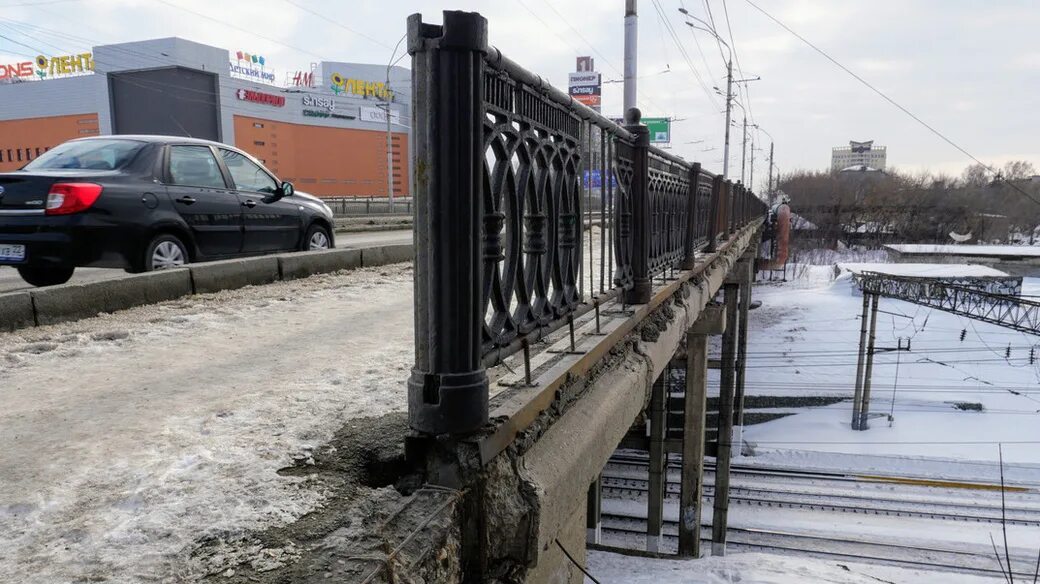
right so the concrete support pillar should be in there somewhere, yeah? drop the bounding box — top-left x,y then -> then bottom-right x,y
712,283 -> 740,556
732,257 -> 753,447
646,371 -> 667,552
679,305 -> 725,557
586,475 -> 602,544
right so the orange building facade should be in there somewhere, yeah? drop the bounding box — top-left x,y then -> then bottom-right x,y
232,115 -> 407,198
0,113 -> 100,172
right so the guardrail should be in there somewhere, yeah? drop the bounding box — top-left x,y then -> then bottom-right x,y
406,10 -> 768,436
322,196 -> 414,217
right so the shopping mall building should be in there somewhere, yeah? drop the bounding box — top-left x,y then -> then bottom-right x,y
0,37 -> 410,198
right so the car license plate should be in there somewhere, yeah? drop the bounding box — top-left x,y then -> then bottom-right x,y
0,244 -> 26,263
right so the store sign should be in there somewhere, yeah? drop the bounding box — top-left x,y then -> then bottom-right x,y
302,94 -> 336,112
236,88 -> 285,107
359,105 -> 402,125
303,108 -> 356,120
34,53 -> 94,79
850,140 -> 874,153
291,71 -> 315,87
230,50 -> 275,84
568,70 -> 601,112
0,60 -> 33,80
230,62 -> 275,83
329,73 -> 394,101
643,117 -> 671,143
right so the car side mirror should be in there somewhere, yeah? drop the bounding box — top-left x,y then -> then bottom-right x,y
265,181 -> 294,204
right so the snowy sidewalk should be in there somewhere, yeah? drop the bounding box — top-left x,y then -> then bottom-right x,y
0,264 -> 414,583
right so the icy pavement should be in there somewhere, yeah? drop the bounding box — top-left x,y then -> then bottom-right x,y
586,550 -> 1002,583
0,263 -> 414,583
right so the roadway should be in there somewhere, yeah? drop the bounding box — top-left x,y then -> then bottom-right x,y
0,259 -> 415,582
0,229 -> 412,294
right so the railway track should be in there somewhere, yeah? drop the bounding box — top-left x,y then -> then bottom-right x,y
600,514 -> 1037,580
601,475 -> 1040,526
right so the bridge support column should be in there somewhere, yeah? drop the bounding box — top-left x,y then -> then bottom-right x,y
679,305 -> 726,557
732,254 -> 754,445
646,371 -> 667,552
712,282 -> 740,556
586,475 -> 602,544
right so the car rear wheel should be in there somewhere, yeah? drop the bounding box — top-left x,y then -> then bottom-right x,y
145,234 -> 189,271
17,266 -> 75,287
304,224 -> 332,251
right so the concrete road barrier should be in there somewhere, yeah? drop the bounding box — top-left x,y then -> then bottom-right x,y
362,244 -> 413,268
0,244 -> 413,333
0,291 -> 35,331
32,269 -> 193,326
189,256 -> 280,294
279,248 -> 362,280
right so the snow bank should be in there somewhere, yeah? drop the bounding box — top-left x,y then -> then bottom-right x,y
837,262 -> 1011,278
888,244 -> 1040,257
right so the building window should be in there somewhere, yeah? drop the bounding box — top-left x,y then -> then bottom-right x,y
253,122 -> 264,128
0,150 -> 4,162
17,149 -> 22,162
25,148 -> 32,160
254,140 -> 266,146
35,147 -> 42,157
6,149 -> 11,161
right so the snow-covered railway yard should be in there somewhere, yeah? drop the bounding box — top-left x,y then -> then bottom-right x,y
0,264 -> 415,583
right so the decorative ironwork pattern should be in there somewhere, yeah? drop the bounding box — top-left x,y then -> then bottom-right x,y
860,273 -> 1040,335
689,169 -> 714,250
646,150 -> 692,276
481,68 -> 584,355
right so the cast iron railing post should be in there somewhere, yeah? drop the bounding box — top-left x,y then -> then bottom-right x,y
407,10 -> 489,436
681,162 -> 701,269
705,174 -> 721,253
625,107 -> 652,304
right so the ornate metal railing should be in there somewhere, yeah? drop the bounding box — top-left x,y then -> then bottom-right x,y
406,10 -> 768,435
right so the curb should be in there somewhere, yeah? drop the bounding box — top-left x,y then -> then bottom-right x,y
0,243 -> 414,333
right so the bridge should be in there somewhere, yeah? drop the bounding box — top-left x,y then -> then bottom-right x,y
0,10 -> 769,584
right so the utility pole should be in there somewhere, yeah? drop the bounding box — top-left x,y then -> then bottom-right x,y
851,292 -> 870,430
721,59 -> 733,179
624,0 -> 638,116
740,114 -> 748,186
767,141 -> 775,201
749,136 -> 755,192
858,293 -> 880,430
385,35 -> 407,212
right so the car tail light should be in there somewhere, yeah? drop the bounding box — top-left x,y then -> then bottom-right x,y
45,183 -> 104,215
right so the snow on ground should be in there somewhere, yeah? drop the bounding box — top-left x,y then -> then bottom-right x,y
741,258 -> 1040,478
0,264 -> 414,583
586,550 -> 1002,583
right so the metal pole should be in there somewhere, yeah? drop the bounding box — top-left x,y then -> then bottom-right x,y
712,283 -> 739,556
851,291 -> 870,430
624,0 -> 638,115
749,136 -> 755,193
721,60 -> 733,179
625,110 -> 652,304
859,293 -> 880,430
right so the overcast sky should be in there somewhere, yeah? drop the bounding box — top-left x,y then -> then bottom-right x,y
2,0 -> 1037,190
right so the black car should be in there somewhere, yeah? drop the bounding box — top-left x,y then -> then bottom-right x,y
0,136 -> 335,286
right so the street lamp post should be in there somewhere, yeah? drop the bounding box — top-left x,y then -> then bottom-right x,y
384,34 -> 407,212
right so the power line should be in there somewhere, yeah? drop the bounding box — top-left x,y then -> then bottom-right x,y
648,0 -> 721,113
742,0 -> 1040,207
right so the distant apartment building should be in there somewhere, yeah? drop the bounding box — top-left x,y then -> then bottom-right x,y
831,140 -> 887,172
